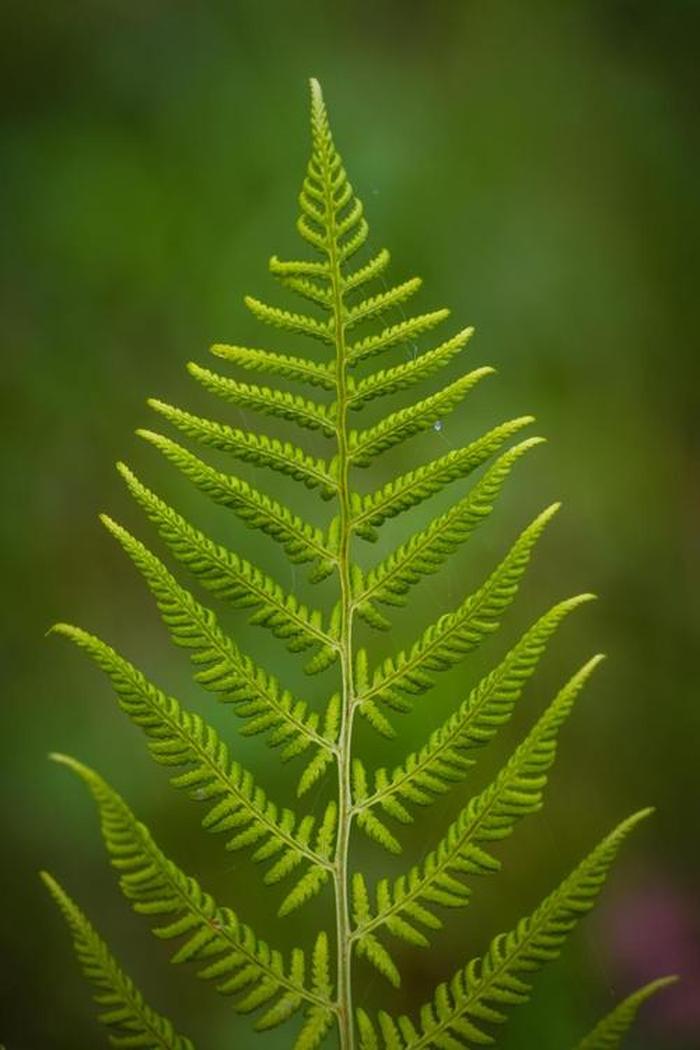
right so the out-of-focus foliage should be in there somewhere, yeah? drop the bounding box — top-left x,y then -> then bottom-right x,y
1,2 -> 698,1048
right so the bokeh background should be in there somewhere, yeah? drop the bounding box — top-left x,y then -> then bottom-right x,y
2,2 -> 698,1047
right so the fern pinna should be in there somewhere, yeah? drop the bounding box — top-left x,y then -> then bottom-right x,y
43,79 -> 674,1050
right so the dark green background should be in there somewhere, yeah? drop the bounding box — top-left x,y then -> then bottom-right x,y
2,2 -> 698,1048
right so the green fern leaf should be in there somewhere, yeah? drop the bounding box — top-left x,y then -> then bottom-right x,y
51,755 -> 334,1030
363,594 -> 594,821
355,933 -> 401,990
356,436 -> 544,622
341,247 -> 391,291
362,810 -> 653,1047
352,416 -> 534,539
44,77 -> 663,1050
268,255 -> 330,279
348,327 -> 474,409
41,872 -> 195,1049
148,398 -> 336,496
137,428 -> 333,576
295,935 -> 336,1050
51,625 -> 334,898
210,342 -> 335,389
353,657 -> 604,963
347,309 -> 451,366
574,977 -> 678,1049
294,1007 -> 337,1050
244,295 -> 334,343
116,466 -> 336,662
95,506 -> 334,764
359,505 -> 559,717
188,361 -> 335,434
348,368 -> 494,467
356,809 -> 402,856
345,276 -> 423,329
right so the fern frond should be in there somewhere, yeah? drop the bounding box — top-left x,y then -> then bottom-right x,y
275,275 -> 334,309
45,77 -> 661,1050
343,247 -> 391,292
187,362 -> 335,434
293,932 -> 335,1048
137,429 -> 334,578
356,437 -> 544,623
348,328 -> 474,409
244,295 -> 334,343
360,810 -> 653,1048
346,309 -> 451,367
348,367 -> 494,467
352,416 -> 534,538
96,506 -> 334,766
210,343 -> 336,389
362,595 -> 594,822
353,657 -> 603,959
575,977 -> 678,1049
114,469 -> 338,665
358,505 -> 559,717
345,277 -> 423,329
51,756 -> 336,1033
268,255 -> 330,279
41,872 -> 194,1049
51,625 -> 335,905
148,399 -> 336,496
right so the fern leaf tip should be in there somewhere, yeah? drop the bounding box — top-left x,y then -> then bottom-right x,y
541,500 -> 562,522
39,869 -> 58,891
48,751 -> 73,766
309,77 -> 325,110
135,427 -> 158,444
99,512 -> 121,535
48,621 -> 76,640
581,653 -> 607,675
653,974 -> 680,990
620,807 -> 656,834
48,751 -> 92,777
520,435 -> 547,450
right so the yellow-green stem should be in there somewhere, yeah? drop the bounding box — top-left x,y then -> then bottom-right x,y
321,143 -> 356,1050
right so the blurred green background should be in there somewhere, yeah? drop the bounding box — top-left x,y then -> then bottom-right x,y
2,1 -> 698,1047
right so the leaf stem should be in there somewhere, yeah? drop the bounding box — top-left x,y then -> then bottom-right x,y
319,115 -> 357,1050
